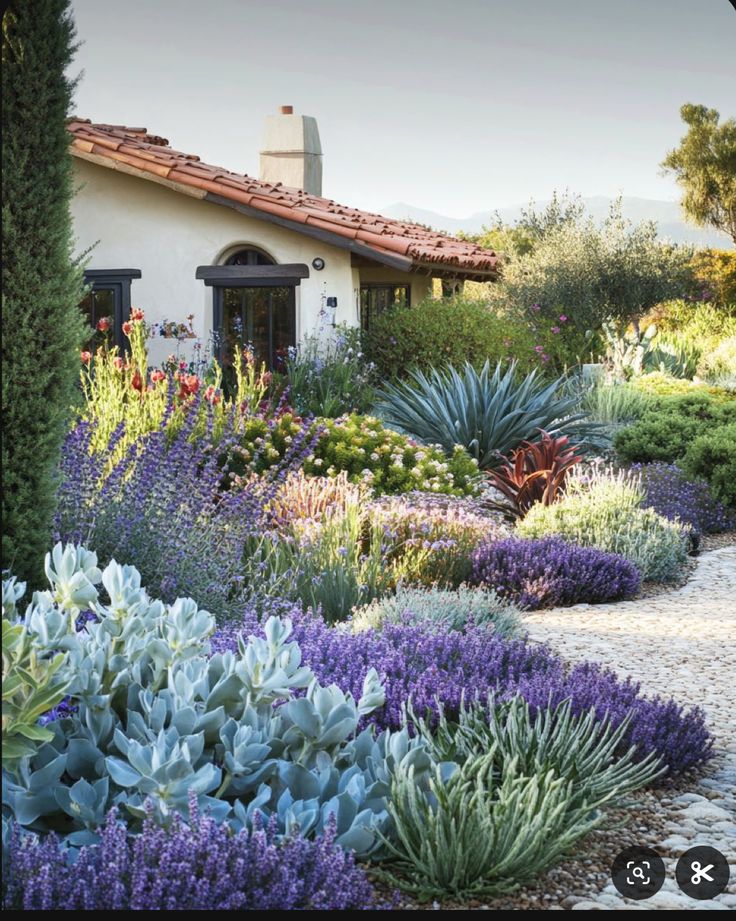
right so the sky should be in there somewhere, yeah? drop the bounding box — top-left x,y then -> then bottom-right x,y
69,0 -> 736,217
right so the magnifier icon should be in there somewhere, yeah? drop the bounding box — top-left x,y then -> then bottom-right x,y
626,860 -> 652,886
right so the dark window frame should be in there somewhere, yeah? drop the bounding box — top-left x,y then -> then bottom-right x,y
359,283 -> 411,332
212,285 -> 296,371
82,269 -> 141,349
197,263 -> 308,371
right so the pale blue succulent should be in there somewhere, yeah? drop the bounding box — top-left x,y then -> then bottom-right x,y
2,575 -> 26,620
44,543 -> 102,615
3,753 -> 68,827
107,726 -> 223,822
160,596 -> 215,658
55,776 -> 110,836
100,559 -> 149,619
236,616 -> 313,706
23,596 -> 76,652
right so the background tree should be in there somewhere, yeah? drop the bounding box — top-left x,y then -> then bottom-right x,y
2,0 -> 87,585
661,103 -> 736,245
495,198 -> 693,356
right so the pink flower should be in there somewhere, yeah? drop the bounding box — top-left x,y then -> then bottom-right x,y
559,315 -> 568,323
113,356 -> 124,370
551,326 -> 561,334
534,345 -> 544,353
131,308 -> 145,321
531,304 -> 541,313
122,321 -> 133,337
80,350 -> 91,365
96,317 -> 110,333
151,370 -> 166,384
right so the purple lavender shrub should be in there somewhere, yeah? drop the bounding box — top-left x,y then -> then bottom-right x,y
470,537 -> 641,609
54,398 -> 312,618
633,462 -> 735,536
3,808 -> 387,911
214,612 -> 713,774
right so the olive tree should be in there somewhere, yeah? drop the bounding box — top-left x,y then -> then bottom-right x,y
497,199 -> 693,340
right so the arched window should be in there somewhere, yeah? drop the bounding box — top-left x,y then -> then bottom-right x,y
225,247 -> 275,267
197,250 -> 307,373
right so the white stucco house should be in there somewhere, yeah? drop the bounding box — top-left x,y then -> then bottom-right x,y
68,106 -> 499,369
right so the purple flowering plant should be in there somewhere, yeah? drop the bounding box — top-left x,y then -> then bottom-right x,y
3,804 -> 388,911
633,462 -> 734,537
55,395 -> 313,617
214,610 -> 713,775
470,536 -> 641,609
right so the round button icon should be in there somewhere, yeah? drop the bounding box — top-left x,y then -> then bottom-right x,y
611,846 -> 666,900
675,846 -> 730,900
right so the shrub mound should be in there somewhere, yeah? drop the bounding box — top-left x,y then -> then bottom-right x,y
681,423 -> 736,509
363,296 -> 534,380
516,479 -> 688,583
634,462 -> 734,535
351,583 -> 520,636
470,536 -> 641,609
614,393 -> 736,465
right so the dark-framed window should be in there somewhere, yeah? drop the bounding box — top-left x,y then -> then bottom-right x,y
81,269 -> 141,349
359,284 -> 410,331
214,285 -> 295,372
197,260 -> 308,373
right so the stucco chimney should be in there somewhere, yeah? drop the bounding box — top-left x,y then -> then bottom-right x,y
259,106 -> 323,196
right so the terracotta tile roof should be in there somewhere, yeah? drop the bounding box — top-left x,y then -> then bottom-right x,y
67,119 -> 499,279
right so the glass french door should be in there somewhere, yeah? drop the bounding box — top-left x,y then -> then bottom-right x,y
218,286 -> 295,371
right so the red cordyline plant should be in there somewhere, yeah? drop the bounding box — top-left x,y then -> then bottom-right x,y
485,430 -> 582,519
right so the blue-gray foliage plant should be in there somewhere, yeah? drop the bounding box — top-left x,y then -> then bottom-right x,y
2,543 -> 433,855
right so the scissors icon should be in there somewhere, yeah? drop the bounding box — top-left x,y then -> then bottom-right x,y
690,861 -> 714,885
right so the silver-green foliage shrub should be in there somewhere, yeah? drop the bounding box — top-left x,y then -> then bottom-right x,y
380,697 -> 662,900
351,584 -> 520,637
516,476 -> 688,582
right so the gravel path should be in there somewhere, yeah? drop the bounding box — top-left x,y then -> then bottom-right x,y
522,546 -> 736,910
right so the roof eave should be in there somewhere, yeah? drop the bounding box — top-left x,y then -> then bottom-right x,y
409,261 -> 499,282
71,145 -> 497,278
204,192 -> 416,273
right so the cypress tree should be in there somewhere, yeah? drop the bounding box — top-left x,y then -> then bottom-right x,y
2,1 -> 87,585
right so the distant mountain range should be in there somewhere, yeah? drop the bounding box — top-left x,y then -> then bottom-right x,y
380,196 -> 732,249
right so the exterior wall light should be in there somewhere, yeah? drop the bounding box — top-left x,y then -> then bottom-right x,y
312,257 -> 325,271
326,296 -> 338,326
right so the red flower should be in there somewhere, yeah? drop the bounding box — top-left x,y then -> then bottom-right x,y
80,350 -> 92,365
96,317 -> 110,332
205,384 -> 221,405
151,370 -> 166,384
122,321 -> 133,337
179,360 -> 188,371
176,372 -> 201,400
131,369 -> 143,392
131,308 -> 145,321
